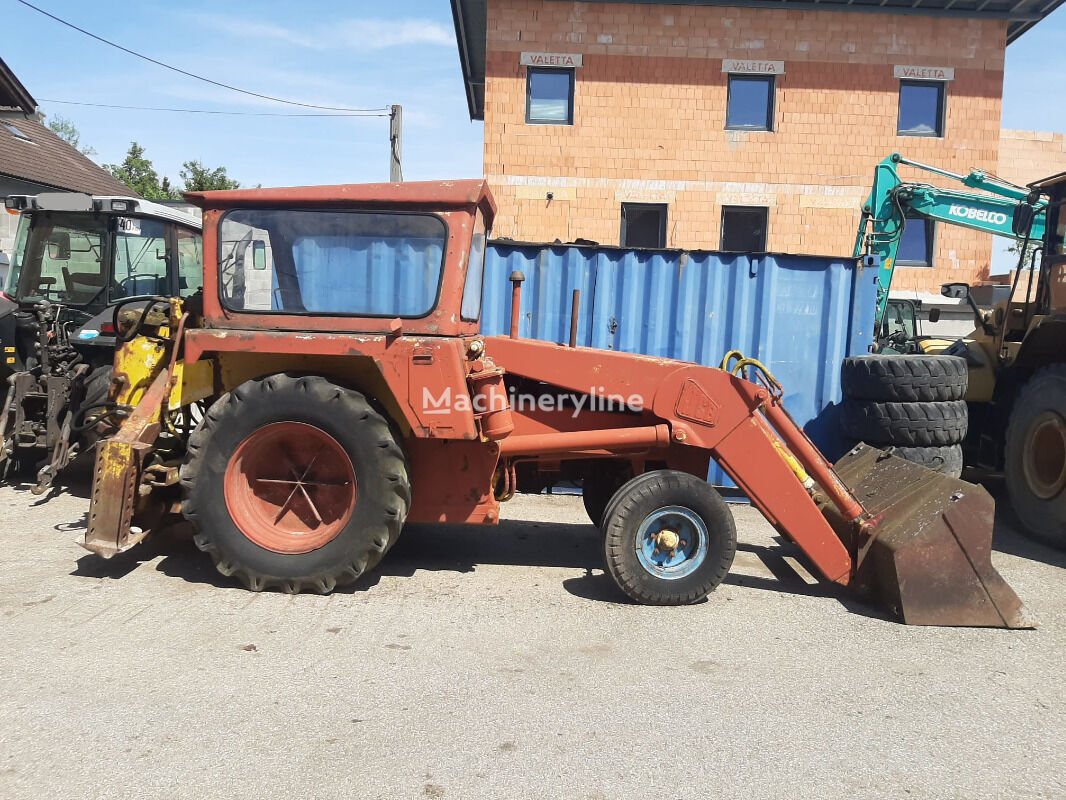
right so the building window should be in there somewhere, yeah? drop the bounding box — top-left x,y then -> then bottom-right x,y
2,122 -> 31,142
897,216 -> 935,267
620,203 -> 667,248
720,206 -> 768,252
526,67 -> 574,125
726,75 -> 775,131
897,80 -> 945,137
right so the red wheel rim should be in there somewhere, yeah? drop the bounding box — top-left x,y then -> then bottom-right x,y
224,422 -> 357,554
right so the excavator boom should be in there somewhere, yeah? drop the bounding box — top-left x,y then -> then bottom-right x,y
856,153 -> 1047,327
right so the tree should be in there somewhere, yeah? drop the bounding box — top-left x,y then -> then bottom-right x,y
104,142 -> 176,200
47,115 -> 96,157
180,160 -> 240,192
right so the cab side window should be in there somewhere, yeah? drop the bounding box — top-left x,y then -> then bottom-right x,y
176,226 -> 203,295
111,218 -> 169,299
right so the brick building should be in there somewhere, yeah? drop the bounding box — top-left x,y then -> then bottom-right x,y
450,0 -> 1064,293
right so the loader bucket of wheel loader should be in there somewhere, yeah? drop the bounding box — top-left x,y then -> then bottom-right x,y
832,444 -> 1034,628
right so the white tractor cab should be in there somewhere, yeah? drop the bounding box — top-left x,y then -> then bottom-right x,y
0,192 -> 202,492
1,192 -> 202,374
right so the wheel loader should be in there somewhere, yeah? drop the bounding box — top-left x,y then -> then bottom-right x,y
77,179 -> 1031,628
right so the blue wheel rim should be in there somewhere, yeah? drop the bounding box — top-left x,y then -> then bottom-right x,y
635,506 -> 708,580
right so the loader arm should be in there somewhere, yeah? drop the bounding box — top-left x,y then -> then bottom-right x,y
487,336 -> 863,584
856,153 -> 1047,329
487,335 -> 1032,627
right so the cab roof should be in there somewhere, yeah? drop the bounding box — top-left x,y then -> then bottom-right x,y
1030,172 -> 1066,192
184,179 -> 497,220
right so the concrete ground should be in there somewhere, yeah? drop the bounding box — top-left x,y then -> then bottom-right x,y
0,479 -> 1063,800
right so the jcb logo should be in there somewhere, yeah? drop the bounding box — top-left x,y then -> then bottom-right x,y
948,205 -> 1007,226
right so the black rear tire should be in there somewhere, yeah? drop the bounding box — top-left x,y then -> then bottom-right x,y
603,470 -> 736,605
582,464 -> 632,529
841,354 -> 967,402
889,444 -> 964,478
1005,366 -> 1066,549
841,399 -> 967,446
180,374 -> 411,593
77,365 -> 114,450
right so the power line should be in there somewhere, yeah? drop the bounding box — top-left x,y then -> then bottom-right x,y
39,98 -> 389,118
16,0 -> 389,113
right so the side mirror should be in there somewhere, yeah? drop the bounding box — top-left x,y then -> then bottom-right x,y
1012,203 -> 1036,238
928,307 -> 941,323
941,282 -> 970,299
46,232 -> 71,260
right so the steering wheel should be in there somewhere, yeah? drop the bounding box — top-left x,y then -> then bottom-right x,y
117,274 -> 164,297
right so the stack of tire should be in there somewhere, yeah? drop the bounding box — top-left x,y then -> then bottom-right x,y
840,354 -> 968,478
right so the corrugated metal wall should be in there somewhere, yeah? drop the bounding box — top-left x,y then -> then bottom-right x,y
482,242 -> 878,487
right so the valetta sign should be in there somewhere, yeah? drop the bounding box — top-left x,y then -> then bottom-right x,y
893,65 -> 955,81
722,59 -> 785,75
520,52 -> 583,68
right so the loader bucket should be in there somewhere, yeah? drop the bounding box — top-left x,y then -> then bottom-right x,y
832,444 -> 1034,629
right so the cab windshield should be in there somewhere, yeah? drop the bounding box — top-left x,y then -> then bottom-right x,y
6,212 -> 108,307
882,299 -> 918,341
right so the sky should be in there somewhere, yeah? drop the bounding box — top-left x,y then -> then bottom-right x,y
4,0 -> 485,187
3,1 -> 1064,191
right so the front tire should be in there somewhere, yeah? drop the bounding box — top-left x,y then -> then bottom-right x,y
180,374 -> 410,593
603,470 -> 736,605
1005,366 -> 1066,549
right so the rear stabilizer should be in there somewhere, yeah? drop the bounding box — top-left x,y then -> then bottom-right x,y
834,444 -> 1035,629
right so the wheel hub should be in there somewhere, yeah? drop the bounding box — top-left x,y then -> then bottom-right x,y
223,422 -> 357,554
1024,410 -> 1066,501
654,528 -> 680,553
636,506 -> 708,580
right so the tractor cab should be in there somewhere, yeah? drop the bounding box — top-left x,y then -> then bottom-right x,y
184,180 -> 494,338
1,192 -> 202,376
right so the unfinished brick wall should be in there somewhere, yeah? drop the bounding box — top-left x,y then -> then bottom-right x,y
484,0 -> 1009,293
998,129 -> 1066,187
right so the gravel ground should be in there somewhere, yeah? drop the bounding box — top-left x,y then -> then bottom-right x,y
0,479 -> 1063,800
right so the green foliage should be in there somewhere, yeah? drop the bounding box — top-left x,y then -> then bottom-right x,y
104,142 -> 177,200
180,160 -> 240,192
103,142 -> 244,199
46,115 -> 96,157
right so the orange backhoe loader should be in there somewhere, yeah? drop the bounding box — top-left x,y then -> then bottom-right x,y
78,180 -> 1031,627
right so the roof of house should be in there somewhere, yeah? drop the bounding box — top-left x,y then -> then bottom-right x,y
0,55 -> 135,197
0,114 -> 135,196
451,0 -> 1064,120
0,55 -> 35,112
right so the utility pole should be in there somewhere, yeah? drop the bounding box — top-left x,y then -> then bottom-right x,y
389,104 -> 403,182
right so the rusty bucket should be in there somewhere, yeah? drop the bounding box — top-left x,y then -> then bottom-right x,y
832,444 -> 1035,628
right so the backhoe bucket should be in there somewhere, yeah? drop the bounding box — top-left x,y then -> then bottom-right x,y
833,444 -> 1034,628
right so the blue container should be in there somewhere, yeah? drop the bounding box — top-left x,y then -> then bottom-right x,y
482,242 -> 877,488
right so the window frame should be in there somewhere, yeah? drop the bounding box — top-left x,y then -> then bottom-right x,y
725,74 -> 776,132
896,79 -> 946,138
720,205 -> 770,252
895,215 -> 937,268
107,216 -> 177,302
620,202 -> 668,249
525,66 -> 575,126
216,207 -> 450,319
460,209 -> 490,322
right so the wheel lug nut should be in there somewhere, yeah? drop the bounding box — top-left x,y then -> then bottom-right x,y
680,540 -> 687,547
652,548 -> 660,555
